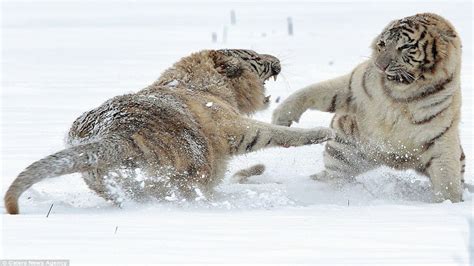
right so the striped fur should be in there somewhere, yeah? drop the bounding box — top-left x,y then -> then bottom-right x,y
4,49 -> 334,214
273,13 -> 465,202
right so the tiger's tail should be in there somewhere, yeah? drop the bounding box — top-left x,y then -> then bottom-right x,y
4,140 -> 121,214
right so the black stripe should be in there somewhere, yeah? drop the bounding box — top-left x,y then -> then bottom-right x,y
246,130 -> 260,152
422,120 -> 454,151
400,26 -> 415,34
337,115 -> 347,132
402,55 -> 414,66
362,68 -> 372,99
383,76 -> 453,103
249,61 -> 260,73
399,43 -> 417,50
236,135 -> 245,151
421,156 -> 434,173
265,137 -> 273,146
417,20 -> 430,27
407,54 -> 423,63
346,92 -> 353,106
413,39 -> 421,50
350,119 -> 357,135
405,76 -> 452,102
432,40 -> 438,61
422,41 -> 429,65
235,50 -> 248,57
346,70 -> 356,106
327,95 -> 337,112
412,105 -> 450,124
400,32 -> 414,42
419,30 -> 427,40
261,63 -> 269,78
334,135 -> 357,148
418,153 -> 442,175
380,76 -> 393,99
325,143 -> 353,166
421,95 -> 451,109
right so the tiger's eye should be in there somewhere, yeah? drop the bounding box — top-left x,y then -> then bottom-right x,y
397,43 -> 415,51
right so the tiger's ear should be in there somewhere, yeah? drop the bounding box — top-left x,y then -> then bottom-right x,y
437,27 -> 457,42
210,50 -> 244,78
419,13 -> 457,42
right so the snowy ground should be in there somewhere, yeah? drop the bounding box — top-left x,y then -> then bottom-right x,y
1,0 -> 473,265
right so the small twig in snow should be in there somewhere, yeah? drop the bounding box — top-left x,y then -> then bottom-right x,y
46,203 -> 54,218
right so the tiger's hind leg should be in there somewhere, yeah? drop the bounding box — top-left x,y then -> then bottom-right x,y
312,139 -> 378,185
459,147 -> 474,193
460,146 -> 466,186
312,114 -> 379,185
82,166 -> 147,206
232,164 -> 266,183
82,169 -> 123,206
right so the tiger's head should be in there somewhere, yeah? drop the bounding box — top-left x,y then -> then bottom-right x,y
215,49 -> 281,83
372,13 -> 461,85
154,49 -> 281,114
210,49 -> 281,113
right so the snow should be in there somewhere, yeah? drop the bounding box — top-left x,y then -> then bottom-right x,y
1,0 -> 473,265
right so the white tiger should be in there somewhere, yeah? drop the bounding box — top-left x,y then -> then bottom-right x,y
272,13 -> 467,202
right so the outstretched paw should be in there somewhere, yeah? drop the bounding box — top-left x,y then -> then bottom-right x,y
272,101 -> 305,127
304,127 -> 336,145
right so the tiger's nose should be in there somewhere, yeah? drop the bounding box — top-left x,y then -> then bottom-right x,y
272,64 -> 281,75
375,61 -> 389,71
375,56 -> 392,72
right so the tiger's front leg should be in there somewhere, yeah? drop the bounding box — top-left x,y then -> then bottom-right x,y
421,136 -> 463,202
425,156 -> 462,203
229,118 -> 335,155
272,73 -> 352,127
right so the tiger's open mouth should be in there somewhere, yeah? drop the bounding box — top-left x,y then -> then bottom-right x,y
382,64 -> 416,85
263,74 -> 278,104
386,73 -> 415,84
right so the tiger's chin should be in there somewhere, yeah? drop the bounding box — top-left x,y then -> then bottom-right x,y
385,73 -> 416,85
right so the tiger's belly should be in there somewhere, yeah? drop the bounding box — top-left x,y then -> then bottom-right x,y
333,108 -> 426,169
363,114 -> 419,151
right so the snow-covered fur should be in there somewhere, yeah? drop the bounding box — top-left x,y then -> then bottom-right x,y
4,49 -> 334,214
272,13 -> 465,202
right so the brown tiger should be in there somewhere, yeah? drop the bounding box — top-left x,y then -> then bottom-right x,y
4,49 -> 334,214
272,13 -> 466,202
